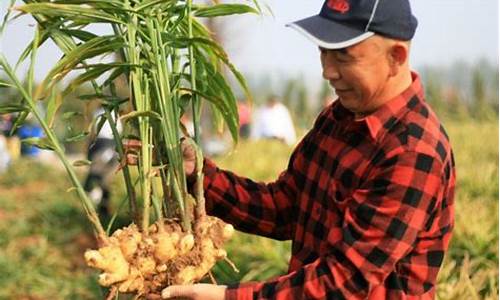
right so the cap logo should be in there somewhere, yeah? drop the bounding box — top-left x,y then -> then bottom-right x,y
327,0 -> 350,14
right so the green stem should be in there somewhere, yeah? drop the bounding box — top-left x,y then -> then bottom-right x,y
29,14 -> 139,227
106,24 -> 140,225
106,177 -> 140,235
187,0 -> 206,223
103,106 -> 138,224
151,180 -> 163,222
126,8 -> 152,232
140,83 -> 153,232
1,58 -> 107,241
147,17 -> 191,232
186,138 -> 205,219
187,0 -> 201,145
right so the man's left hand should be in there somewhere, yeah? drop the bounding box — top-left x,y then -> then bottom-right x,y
146,284 -> 226,300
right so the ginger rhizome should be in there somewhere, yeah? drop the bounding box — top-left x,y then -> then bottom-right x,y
85,216 -> 234,295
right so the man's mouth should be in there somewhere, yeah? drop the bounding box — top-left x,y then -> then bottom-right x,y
329,82 -> 351,92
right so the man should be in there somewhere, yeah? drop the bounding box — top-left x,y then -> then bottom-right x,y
251,96 -> 296,146
161,0 -> 455,299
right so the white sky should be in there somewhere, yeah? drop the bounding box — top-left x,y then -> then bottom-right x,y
1,0 -> 498,89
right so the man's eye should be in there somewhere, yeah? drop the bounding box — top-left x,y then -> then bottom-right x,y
334,53 -> 350,62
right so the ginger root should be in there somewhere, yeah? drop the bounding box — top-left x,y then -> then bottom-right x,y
84,216 -> 234,296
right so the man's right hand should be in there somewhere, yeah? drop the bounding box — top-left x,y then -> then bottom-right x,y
122,139 -> 197,178
180,138 -> 196,178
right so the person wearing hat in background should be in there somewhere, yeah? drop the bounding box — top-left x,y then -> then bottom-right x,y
158,0 -> 455,299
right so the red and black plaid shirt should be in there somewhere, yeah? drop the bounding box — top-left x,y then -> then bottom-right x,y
203,72 -> 455,299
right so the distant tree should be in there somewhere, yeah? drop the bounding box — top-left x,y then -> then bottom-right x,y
422,68 -> 447,118
295,81 -> 310,128
471,66 -> 496,121
282,77 -> 296,110
443,86 -> 469,120
490,65 -> 499,114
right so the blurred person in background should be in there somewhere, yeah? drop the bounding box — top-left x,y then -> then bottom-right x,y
2,115 -> 20,162
251,95 -> 296,146
237,99 -> 252,139
0,132 -> 10,173
16,117 -> 43,157
0,114 -> 19,167
157,0 -> 455,299
83,107 -> 122,217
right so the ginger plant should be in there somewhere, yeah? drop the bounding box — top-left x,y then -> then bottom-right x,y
1,0 -> 259,297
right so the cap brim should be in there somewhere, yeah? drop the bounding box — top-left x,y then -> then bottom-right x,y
286,15 -> 374,49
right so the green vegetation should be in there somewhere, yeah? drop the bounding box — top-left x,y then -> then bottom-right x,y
0,119 -> 497,299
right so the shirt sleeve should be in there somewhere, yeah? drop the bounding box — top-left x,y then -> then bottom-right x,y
202,149 -> 300,240
225,149 -> 448,299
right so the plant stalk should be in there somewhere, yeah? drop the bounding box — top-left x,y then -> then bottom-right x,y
126,9 -> 152,232
187,0 -> 201,145
1,57 -> 107,242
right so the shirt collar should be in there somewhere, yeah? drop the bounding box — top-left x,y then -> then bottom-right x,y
330,71 -> 424,140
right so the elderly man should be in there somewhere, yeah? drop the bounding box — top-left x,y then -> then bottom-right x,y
161,0 -> 455,299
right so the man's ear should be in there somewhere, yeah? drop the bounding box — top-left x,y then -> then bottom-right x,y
387,42 -> 409,76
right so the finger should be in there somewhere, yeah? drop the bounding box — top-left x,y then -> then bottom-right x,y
145,293 -> 162,300
181,142 -> 196,158
126,154 -> 138,165
161,285 -> 193,299
123,139 -> 142,149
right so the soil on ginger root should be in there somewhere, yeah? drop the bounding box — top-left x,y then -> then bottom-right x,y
84,216 -> 233,296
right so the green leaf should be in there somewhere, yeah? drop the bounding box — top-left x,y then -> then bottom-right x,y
42,35 -> 124,88
0,104 -> 29,114
27,25 -> 42,97
52,0 -> 123,6
192,58 -> 239,142
224,59 -> 252,103
15,25 -> 67,69
78,94 -> 128,106
60,29 -> 98,42
45,87 -> 63,128
101,65 -> 131,88
120,111 -> 163,123
72,159 -> 92,167
17,3 -> 126,25
94,113 -> 107,137
21,137 -> 56,151
190,23 -> 252,102
0,0 -> 16,36
135,0 -> 176,12
63,64 -> 116,96
65,131 -> 89,143
178,18 -> 252,102
194,4 -> 258,18
41,25 -> 78,55
210,104 -> 225,135
62,111 -> 83,120
66,187 -> 77,193
10,111 -> 29,136
0,82 -> 15,89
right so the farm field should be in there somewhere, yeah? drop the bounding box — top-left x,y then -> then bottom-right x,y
0,118 -> 497,299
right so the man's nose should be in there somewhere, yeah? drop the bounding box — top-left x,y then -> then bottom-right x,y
322,55 -> 340,81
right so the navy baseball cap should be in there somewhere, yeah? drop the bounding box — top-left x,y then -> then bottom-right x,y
287,0 -> 418,49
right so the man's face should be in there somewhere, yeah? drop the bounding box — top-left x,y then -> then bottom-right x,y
320,36 -> 393,117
